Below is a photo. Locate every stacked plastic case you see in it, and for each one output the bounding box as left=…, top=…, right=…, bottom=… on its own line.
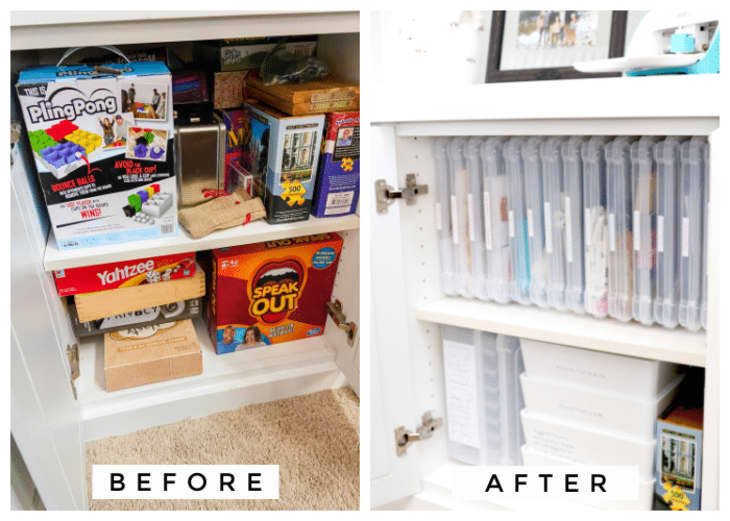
left=441, top=325, right=525, bottom=465
left=606, top=137, right=636, bottom=322
left=541, top=137, right=568, bottom=310
left=581, top=137, right=611, bottom=318
left=561, top=137, right=586, bottom=314
left=480, top=137, right=512, bottom=303
left=504, top=137, right=531, bottom=304
left=630, top=136, right=661, bottom=325
left=465, top=137, right=488, bottom=300
left=679, top=137, right=708, bottom=331
left=521, top=137, right=548, bottom=308
left=447, top=138, right=473, bottom=298
left=653, top=137, right=685, bottom=328
left=702, top=141, right=709, bottom=330
left=433, top=138, right=457, bottom=296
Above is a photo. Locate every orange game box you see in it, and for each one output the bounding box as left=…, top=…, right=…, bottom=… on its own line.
left=208, top=233, right=343, bottom=354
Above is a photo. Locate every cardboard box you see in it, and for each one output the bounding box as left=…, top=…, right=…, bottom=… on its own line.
left=217, top=109, right=246, bottom=193
left=71, top=297, right=202, bottom=338
left=246, top=73, right=359, bottom=116
left=197, top=37, right=317, bottom=72
left=208, top=233, right=343, bottom=354
left=75, top=265, right=206, bottom=322
left=655, top=404, right=703, bottom=510
left=104, top=318, right=202, bottom=391
left=53, top=252, right=196, bottom=296
left=311, top=112, right=360, bottom=217
left=213, top=71, right=246, bottom=110
left=16, top=62, right=177, bottom=250
left=243, top=100, right=324, bottom=224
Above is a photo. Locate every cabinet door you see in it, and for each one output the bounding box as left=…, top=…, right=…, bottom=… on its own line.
left=370, top=125, right=422, bottom=507
left=10, top=137, right=85, bottom=510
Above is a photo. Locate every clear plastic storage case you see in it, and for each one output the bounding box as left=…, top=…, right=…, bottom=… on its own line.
left=606, top=137, right=636, bottom=322
left=561, top=137, right=586, bottom=314
left=581, top=136, right=611, bottom=318
left=522, top=137, right=548, bottom=308
left=504, top=137, right=531, bottom=304
left=630, top=136, right=661, bottom=325
left=433, top=137, right=457, bottom=296
left=540, top=137, right=568, bottom=310
left=654, top=137, right=685, bottom=328
left=701, top=142, right=709, bottom=330
left=446, top=137, right=473, bottom=298
left=496, top=334, right=526, bottom=464
left=480, top=137, right=512, bottom=303
left=465, top=137, right=488, bottom=300
left=678, top=137, right=708, bottom=331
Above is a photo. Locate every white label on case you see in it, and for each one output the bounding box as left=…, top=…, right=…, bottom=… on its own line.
left=544, top=202, right=552, bottom=254
left=527, top=208, right=534, bottom=238
left=508, top=210, right=515, bottom=238
left=467, top=193, right=476, bottom=242
left=682, top=217, right=690, bottom=257
left=451, top=195, right=459, bottom=245
left=435, top=202, right=442, bottom=231
left=484, top=191, right=492, bottom=251
left=565, top=196, right=573, bottom=263
left=657, top=215, right=664, bottom=253
left=633, top=210, right=640, bottom=251
left=609, top=213, right=616, bottom=252
left=584, top=208, right=591, bottom=247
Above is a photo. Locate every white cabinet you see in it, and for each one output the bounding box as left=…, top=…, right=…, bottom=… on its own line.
left=370, top=76, right=721, bottom=511
left=10, top=12, right=360, bottom=510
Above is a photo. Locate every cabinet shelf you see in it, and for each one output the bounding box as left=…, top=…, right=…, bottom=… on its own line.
left=416, top=297, right=705, bottom=367
left=43, top=213, right=359, bottom=271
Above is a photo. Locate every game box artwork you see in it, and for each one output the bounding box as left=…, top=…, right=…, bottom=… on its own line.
left=15, top=61, right=176, bottom=250
left=208, top=233, right=343, bottom=354
left=240, top=105, right=270, bottom=198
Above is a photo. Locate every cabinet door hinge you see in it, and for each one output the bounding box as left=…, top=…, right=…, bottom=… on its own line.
left=375, top=173, right=428, bottom=214
left=66, top=343, right=80, bottom=400
left=394, top=411, right=443, bottom=456
left=326, top=299, right=357, bottom=347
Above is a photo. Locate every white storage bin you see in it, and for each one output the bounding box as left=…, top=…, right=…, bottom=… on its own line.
left=654, top=137, right=685, bottom=329
left=561, top=137, right=586, bottom=314
left=520, top=372, right=683, bottom=438
left=465, top=137, right=488, bottom=300
left=480, top=137, right=512, bottom=303
left=678, top=137, right=708, bottom=332
left=433, top=137, right=457, bottom=296
left=447, top=137, right=473, bottom=298
left=522, top=137, right=548, bottom=308
left=520, top=445, right=656, bottom=511
left=581, top=137, right=611, bottom=318
left=521, top=409, right=656, bottom=480
left=630, top=136, right=661, bottom=325
left=541, top=137, right=568, bottom=311
left=504, top=137, right=530, bottom=304
left=519, top=337, right=680, bottom=397
left=606, top=137, right=637, bottom=322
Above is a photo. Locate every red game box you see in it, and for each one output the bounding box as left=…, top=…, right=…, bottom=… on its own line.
left=53, top=253, right=197, bottom=296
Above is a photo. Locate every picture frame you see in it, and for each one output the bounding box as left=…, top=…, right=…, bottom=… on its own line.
left=487, top=10, right=628, bottom=83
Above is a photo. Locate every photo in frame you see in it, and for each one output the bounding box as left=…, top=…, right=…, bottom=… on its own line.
left=487, top=10, right=628, bottom=82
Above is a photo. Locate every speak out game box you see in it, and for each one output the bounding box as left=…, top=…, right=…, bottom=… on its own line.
left=208, top=233, right=343, bottom=354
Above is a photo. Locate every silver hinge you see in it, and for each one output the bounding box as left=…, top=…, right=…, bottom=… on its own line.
left=66, top=343, right=80, bottom=400
left=394, top=411, right=444, bottom=456
left=375, top=173, right=428, bottom=214
left=326, top=299, right=358, bottom=347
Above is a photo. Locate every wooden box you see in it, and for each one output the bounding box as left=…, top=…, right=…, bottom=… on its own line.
left=104, top=319, right=202, bottom=392
left=75, top=265, right=205, bottom=322
left=245, top=73, right=359, bottom=116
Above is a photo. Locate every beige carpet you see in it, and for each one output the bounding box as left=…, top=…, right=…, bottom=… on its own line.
left=86, top=388, right=359, bottom=510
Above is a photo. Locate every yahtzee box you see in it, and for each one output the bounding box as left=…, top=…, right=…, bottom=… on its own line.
left=16, top=61, right=176, bottom=250
left=208, top=233, right=343, bottom=354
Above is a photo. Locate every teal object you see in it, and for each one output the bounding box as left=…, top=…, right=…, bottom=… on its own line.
left=128, top=193, right=141, bottom=212
left=627, top=30, right=719, bottom=76
left=670, top=33, right=695, bottom=53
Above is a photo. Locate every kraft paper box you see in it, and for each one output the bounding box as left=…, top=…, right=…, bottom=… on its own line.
left=246, top=73, right=360, bottom=116
left=16, top=61, right=177, bottom=250
left=208, top=233, right=343, bottom=354
left=104, top=319, right=202, bottom=391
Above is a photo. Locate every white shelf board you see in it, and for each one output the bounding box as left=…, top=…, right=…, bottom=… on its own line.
left=43, top=213, right=359, bottom=271
left=416, top=298, right=706, bottom=367
left=372, top=74, right=720, bottom=127
left=77, top=316, right=337, bottom=422
left=11, top=11, right=359, bottom=50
